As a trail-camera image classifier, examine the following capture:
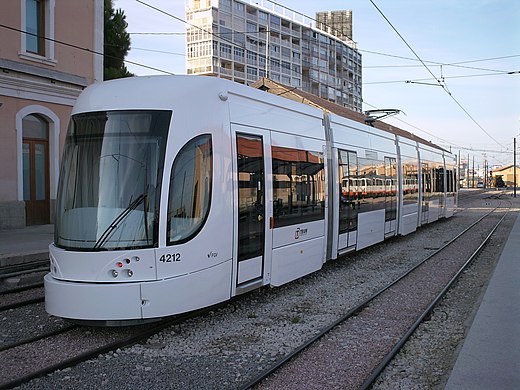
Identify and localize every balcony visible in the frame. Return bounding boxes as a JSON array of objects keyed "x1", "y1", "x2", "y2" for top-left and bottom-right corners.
[
  {"x1": 220, "y1": 51, "x2": 232, "y2": 60},
  {"x1": 219, "y1": 67, "x2": 232, "y2": 76}
]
